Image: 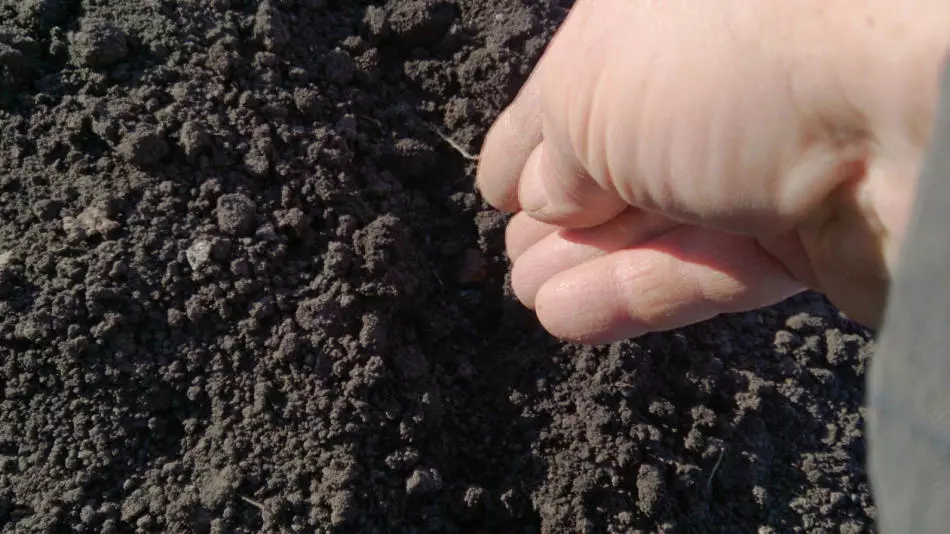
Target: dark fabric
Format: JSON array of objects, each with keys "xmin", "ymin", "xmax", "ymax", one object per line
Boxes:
[{"xmin": 869, "ymin": 55, "xmax": 950, "ymax": 532}]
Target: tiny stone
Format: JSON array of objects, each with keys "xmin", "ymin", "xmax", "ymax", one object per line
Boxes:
[{"xmin": 186, "ymin": 239, "xmax": 214, "ymax": 270}]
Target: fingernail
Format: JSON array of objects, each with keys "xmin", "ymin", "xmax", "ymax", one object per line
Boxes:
[{"xmin": 520, "ymin": 179, "xmax": 549, "ymax": 213}]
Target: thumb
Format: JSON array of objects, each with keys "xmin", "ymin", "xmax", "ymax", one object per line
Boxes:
[
  {"xmin": 797, "ymin": 164, "xmax": 915, "ymax": 329},
  {"xmin": 518, "ymin": 140, "xmax": 628, "ymax": 229}
]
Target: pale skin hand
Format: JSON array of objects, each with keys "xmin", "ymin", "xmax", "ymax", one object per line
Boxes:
[{"xmin": 476, "ymin": 0, "xmax": 950, "ymax": 344}]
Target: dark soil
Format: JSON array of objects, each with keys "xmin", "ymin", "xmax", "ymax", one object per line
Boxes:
[{"xmin": 0, "ymin": 1, "xmax": 876, "ymax": 532}]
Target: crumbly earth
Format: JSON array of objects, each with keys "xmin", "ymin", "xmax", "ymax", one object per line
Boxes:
[{"xmin": 0, "ymin": 1, "xmax": 877, "ymax": 533}]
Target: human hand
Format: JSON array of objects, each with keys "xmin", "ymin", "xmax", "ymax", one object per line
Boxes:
[{"xmin": 477, "ymin": 0, "xmax": 950, "ymax": 344}]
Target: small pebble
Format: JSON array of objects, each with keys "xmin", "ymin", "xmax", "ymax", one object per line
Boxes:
[{"xmin": 186, "ymin": 239, "xmax": 213, "ymax": 270}]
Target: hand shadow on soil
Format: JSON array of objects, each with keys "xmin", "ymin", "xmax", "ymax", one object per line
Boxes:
[{"xmin": 405, "ymin": 278, "xmax": 874, "ymax": 532}]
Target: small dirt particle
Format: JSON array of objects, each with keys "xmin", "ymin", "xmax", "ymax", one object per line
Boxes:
[
  {"xmin": 386, "ymin": 0, "xmax": 457, "ymax": 46},
  {"xmin": 274, "ymin": 207, "xmax": 310, "ymax": 236},
  {"xmin": 637, "ymin": 464, "xmax": 664, "ymax": 516},
  {"xmin": 294, "ymin": 293, "xmax": 341, "ymax": 334},
  {"xmin": 786, "ymin": 312, "xmax": 824, "ymax": 331},
  {"xmin": 70, "ymin": 18, "xmax": 128, "ymax": 67},
  {"xmin": 359, "ymin": 311, "xmax": 388, "ymax": 348},
  {"xmin": 364, "ymin": 6, "xmax": 390, "ymax": 38},
  {"xmin": 329, "ymin": 491, "xmax": 357, "ymax": 526},
  {"xmin": 178, "ymin": 121, "xmax": 212, "ymax": 159},
  {"xmin": 79, "ymin": 504, "xmax": 98, "ymax": 525},
  {"xmin": 293, "ymin": 87, "xmax": 321, "ymax": 118},
  {"xmin": 244, "ymin": 148, "xmax": 270, "ymax": 177},
  {"xmin": 254, "ymin": 1, "xmax": 290, "ymax": 52},
  {"xmin": 200, "ymin": 466, "xmax": 238, "ymax": 510},
  {"xmin": 406, "ymin": 467, "xmax": 443, "ymax": 496},
  {"xmin": 117, "ymin": 128, "xmax": 169, "ymax": 167},
  {"xmin": 62, "ymin": 205, "xmax": 121, "ymax": 241},
  {"xmin": 216, "ymin": 194, "xmax": 256, "ymax": 236},
  {"xmin": 463, "ymin": 486, "xmax": 486, "ymax": 509}
]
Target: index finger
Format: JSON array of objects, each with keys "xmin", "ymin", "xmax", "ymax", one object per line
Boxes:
[{"xmin": 476, "ymin": 61, "xmax": 546, "ymax": 212}]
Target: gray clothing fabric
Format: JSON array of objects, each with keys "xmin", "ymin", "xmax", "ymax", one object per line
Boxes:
[{"xmin": 869, "ymin": 56, "xmax": 950, "ymax": 532}]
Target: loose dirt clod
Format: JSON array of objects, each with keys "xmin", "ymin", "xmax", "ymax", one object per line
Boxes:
[
  {"xmin": 216, "ymin": 193, "xmax": 257, "ymax": 236},
  {"xmin": 0, "ymin": 1, "xmax": 875, "ymax": 533},
  {"xmin": 117, "ymin": 127, "xmax": 169, "ymax": 166},
  {"xmin": 406, "ymin": 467, "xmax": 444, "ymax": 496},
  {"xmin": 69, "ymin": 18, "xmax": 128, "ymax": 68},
  {"xmin": 62, "ymin": 205, "xmax": 120, "ymax": 241}
]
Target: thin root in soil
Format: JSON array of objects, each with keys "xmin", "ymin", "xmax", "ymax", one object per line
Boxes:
[{"xmin": 431, "ymin": 126, "xmax": 480, "ymax": 161}]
